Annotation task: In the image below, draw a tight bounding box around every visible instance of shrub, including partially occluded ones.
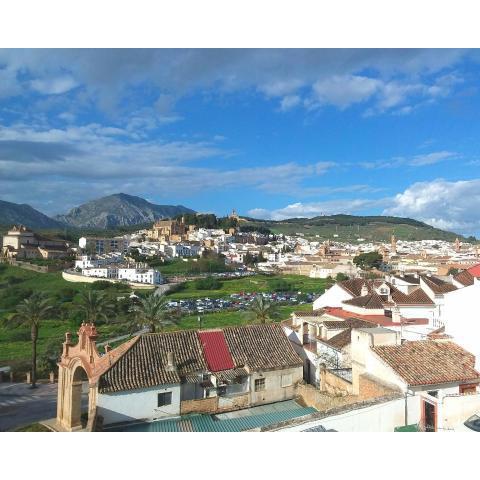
[194,276,222,290]
[268,278,293,292]
[90,280,113,290]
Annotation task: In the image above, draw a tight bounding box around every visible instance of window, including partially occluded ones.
[254,378,265,392]
[157,391,172,407]
[281,374,293,388]
[460,384,477,395]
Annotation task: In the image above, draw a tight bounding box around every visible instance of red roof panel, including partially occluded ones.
[467,263,480,278]
[197,331,235,372]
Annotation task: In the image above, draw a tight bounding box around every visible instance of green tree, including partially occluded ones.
[133,293,180,333]
[8,293,53,388]
[353,252,383,270]
[335,272,349,282]
[447,267,459,276]
[76,290,114,324]
[245,295,279,324]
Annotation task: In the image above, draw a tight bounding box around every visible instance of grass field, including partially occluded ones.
[166,274,330,300]
[0,265,324,367]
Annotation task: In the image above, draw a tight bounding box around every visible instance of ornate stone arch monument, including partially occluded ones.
[56,323,102,431]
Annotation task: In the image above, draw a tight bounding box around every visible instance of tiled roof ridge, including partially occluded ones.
[94,335,141,378]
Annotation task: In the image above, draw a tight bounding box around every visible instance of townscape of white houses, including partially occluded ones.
[2,218,480,432]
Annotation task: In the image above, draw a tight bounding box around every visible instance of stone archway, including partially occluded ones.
[56,324,101,431]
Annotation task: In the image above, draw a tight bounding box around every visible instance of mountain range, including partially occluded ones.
[0,194,195,230]
[0,194,472,241]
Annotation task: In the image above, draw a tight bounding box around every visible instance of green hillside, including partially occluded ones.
[242,214,474,242]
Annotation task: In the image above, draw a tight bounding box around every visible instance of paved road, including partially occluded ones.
[0,382,59,431]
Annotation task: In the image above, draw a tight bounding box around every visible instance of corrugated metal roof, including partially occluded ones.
[106,402,316,432]
[197,331,235,372]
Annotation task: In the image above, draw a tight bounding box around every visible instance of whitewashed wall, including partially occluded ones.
[442,280,480,367]
[97,384,181,425]
[313,284,352,310]
[277,396,421,432]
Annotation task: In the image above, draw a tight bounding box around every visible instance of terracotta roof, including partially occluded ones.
[454,270,475,287]
[197,330,235,372]
[98,330,207,393]
[421,275,457,294]
[223,324,302,371]
[468,263,480,277]
[320,329,352,350]
[319,319,374,350]
[372,341,480,387]
[343,291,385,309]
[323,318,374,330]
[392,274,420,285]
[322,307,428,328]
[292,310,325,317]
[99,324,302,393]
[401,288,435,306]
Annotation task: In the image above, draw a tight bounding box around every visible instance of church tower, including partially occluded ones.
[391,233,397,255]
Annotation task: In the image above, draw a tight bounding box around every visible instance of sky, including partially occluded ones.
[1,49,480,235]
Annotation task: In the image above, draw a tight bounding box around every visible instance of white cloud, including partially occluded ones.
[0,122,337,214]
[409,151,457,166]
[384,178,480,234]
[360,150,457,169]
[279,95,301,111]
[0,49,470,117]
[312,75,381,109]
[248,198,385,220]
[31,75,79,95]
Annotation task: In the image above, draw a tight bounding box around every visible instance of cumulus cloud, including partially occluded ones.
[384,178,480,234]
[248,198,386,221]
[0,122,336,214]
[31,75,79,95]
[0,49,470,117]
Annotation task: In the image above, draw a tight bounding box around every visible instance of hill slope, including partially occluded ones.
[55,193,195,229]
[243,214,469,242]
[0,199,62,229]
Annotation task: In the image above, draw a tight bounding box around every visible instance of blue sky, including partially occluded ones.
[1,49,480,234]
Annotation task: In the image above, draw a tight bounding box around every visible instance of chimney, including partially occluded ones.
[361,283,369,296]
[414,271,419,279]
[166,351,177,372]
[392,307,401,323]
[104,344,112,353]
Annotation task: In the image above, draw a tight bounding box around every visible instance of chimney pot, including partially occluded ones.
[166,351,177,372]
[104,344,112,353]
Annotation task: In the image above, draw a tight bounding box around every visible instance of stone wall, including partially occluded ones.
[180,397,218,415]
[320,368,353,396]
[180,393,250,415]
[358,374,399,400]
[0,258,62,273]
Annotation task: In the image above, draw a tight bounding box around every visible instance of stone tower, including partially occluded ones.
[391,233,397,255]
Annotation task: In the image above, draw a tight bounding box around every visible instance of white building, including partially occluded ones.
[81,262,162,285]
[442,276,480,367]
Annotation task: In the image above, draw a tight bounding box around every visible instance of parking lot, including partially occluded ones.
[166,291,316,314]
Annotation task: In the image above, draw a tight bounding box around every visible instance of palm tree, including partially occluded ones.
[245,294,278,324]
[9,293,52,388]
[134,293,180,333]
[76,290,114,324]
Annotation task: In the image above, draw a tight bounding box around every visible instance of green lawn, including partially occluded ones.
[166,274,330,300]
[14,423,52,432]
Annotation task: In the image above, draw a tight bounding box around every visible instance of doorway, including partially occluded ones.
[422,400,437,432]
[71,366,90,429]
